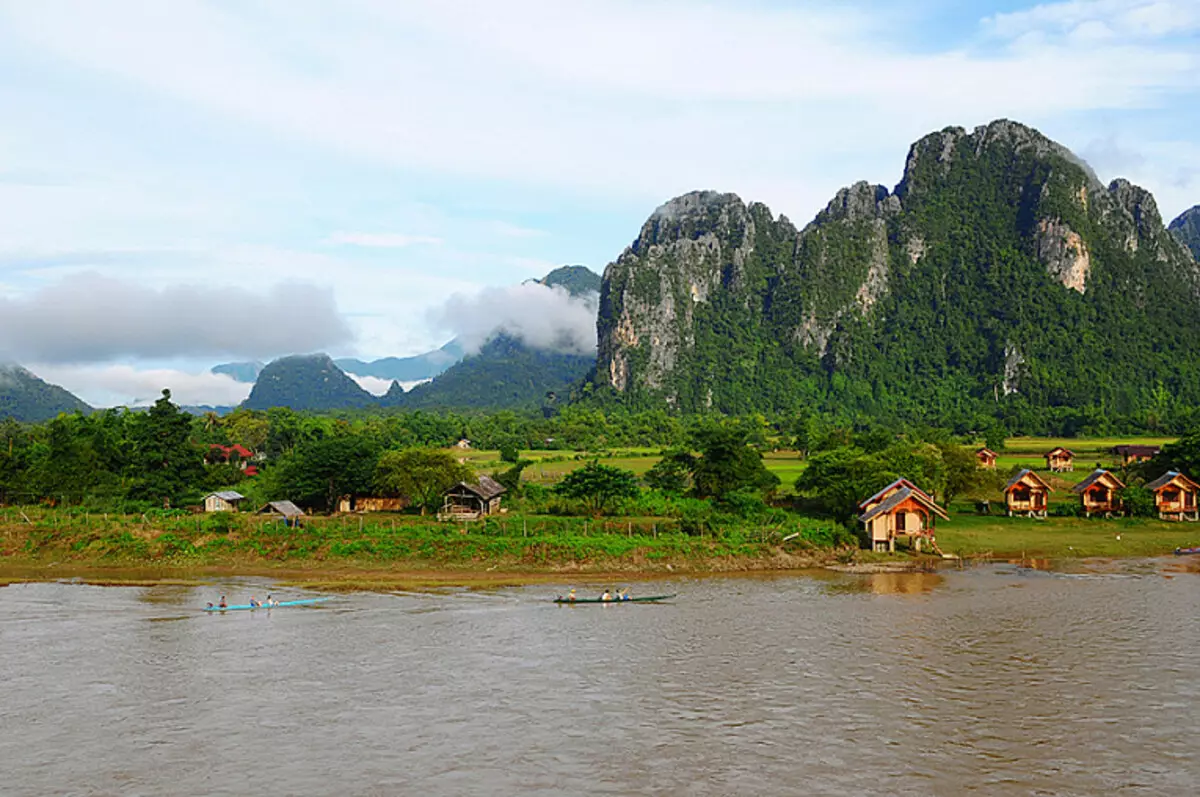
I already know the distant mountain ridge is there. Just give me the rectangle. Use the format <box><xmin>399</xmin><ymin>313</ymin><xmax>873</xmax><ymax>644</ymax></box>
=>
<box><xmin>334</xmin><ymin>340</ymin><xmax>465</xmax><ymax>382</ymax></box>
<box><xmin>1170</xmin><ymin>205</ymin><xmax>1200</xmax><ymax>261</ymax></box>
<box><xmin>536</xmin><ymin>265</ymin><xmax>602</xmax><ymax>297</ymax></box>
<box><xmin>242</xmin><ymin>354</ymin><xmax>376</xmax><ymax>411</ymax></box>
<box><xmin>0</xmin><ymin>364</ymin><xmax>92</xmax><ymax>422</ymax></box>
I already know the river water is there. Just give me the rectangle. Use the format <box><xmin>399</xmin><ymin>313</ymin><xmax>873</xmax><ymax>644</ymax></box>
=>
<box><xmin>2</xmin><ymin>561</ymin><xmax>1199</xmax><ymax>796</ymax></box>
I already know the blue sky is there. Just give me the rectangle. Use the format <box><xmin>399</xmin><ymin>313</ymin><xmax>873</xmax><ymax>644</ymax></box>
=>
<box><xmin>1</xmin><ymin>0</ymin><xmax>1198</xmax><ymax>405</ymax></box>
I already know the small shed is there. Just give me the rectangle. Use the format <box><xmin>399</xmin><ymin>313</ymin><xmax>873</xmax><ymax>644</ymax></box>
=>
<box><xmin>1005</xmin><ymin>469</ymin><xmax>1052</xmax><ymax>517</ymax></box>
<box><xmin>976</xmin><ymin>447</ymin><xmax>998</xmax><ymax>469</ymax></box>
<box><xmin>454</xmin><ymin>439</ymin><xmax>472</xmax><ymax>450</ymax></box>
<box><xmin>337</xmin><ymin>495</ymin><xmax>408</xmax><ymax>514</ymax></box>
<box><xmin>1072</xmin><ymin>469</ymin><xmax>1125</xmax><ymax>517</ymax></box>
<box><xmin>257</xmin><ymin>500</ymin><xmax>306</xmax><ymax>526</ymax></box>
<box><xmin>1111</xmin><ymin>444</ymin><xmax>1161</xmax><ymax>466</ymax></box>
<box><xmin>1044</xmin><ymin>447</ymin><xmax>1075</xmax><ymax>473</ymax></box>
<box><xmin>439</xmin><ymin>476</ymin><xmax>507</xmax><ymax>521</ymax></box>
<box><xmin>1144</xmin><ymin>471</ymin><xmax>1200</xmax><ymax>522</ymax></box>
<box><xmin>857</xmin><ymin>478</ymin><xmax>949</xmax><ymax>553</ymax></box>
<box><xmin>203</xmin><ymin>491</ymin><xmax>245</xmax><ymax>513</ymax></box>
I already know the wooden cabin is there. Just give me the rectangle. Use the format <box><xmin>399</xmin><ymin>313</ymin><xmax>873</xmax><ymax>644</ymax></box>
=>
<box><xmin>1043</xmin><ymin>447</ymin><xmax>1075</xmax><ymax>473</ymax></box>
<box><xmin>1004</xmin><ymin>469</ymin><xmax>1052</xmax><ymax>517</ymax></box>
<box><xmin>857</xmin><ymin>478</ymin><xmax>949</xmax><ymax>553</ymax></box>
<box><xmin>337</xmin><ymin>495</ymin><xmax>408</xmax><ymax>514</ymax></box>
<box><xmin>203</xmin><ymin>491</ymin><xmax>245</xmax><ymax>513</ymax></box>
<box><xmin>439</xmin><ymin>476</ymin><xmax>507</xmax><ymax>521</ymax></box>
<box><xmin>1071</xmin><ymin>469</ymin><xmax>1125</xmax><ymax>517</ymax></box>
<box><xmin>257</xmin><ymin>500</ymin><xmax>305</xmax><ymax>527</ymax></box>
<box><xmin>1111</xmin><ymin>444</ymin><xmax>1161</xmax><ymax>466</ymax></box>
<box><xmin>975</xmin><ymin>448</ymin><xmax>998</xmax><ymax>469</ymax></box>
<box><xmin>1144</xmin><ymin>471</ymin><xmax>1200</xmax><ymax>522</ymax></box>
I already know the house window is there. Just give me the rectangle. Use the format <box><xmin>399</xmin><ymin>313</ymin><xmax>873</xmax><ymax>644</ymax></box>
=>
<box><xmin>1162</xmin><ymin>489</ymin><xmax>1179</xmax><ymax>504</ymax></box>
<box><xmin>896</xmin><ymin>512</ymin><xmax>907</xmax><ymax>532</ymax></box>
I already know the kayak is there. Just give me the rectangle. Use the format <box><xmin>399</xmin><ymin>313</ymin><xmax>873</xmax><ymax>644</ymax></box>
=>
<box><xmin>1174</xmin><ymin>547</ymin><xmax>1200</xmax><ymax>556</ymax></box>
<box><xmin>553</xmin><ymin>594</ymin><xmax>676</xmax><ymax>604</ymax></box>
<box><xmin>202</xmin><ymin>597</ymin><xmax>332</xmax><ymax>612</ymax></box>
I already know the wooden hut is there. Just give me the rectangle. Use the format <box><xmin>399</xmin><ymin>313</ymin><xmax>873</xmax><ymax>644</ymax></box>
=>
<box><xmin>203</xmin><ymin>491</ymin><xmax>245</xmax><ymax>513</ymax></box>
<box><xmin>975</xmin><ymin>447</ymin><xmax>998</xmax><ymax>469</ymax></box>
<box><xmin>857</xmin><ymin>478</ymin><xmax>949</xmax><ymax>553</ymax></box>
<box><xmin>257</xmin><ymin>500</ymin><xmax>305</xmax><ymax>526</ymax></box>
<box><xmin>1043</xmin><ymin>447</ymin><xmax>1075</xmax><ymax>473</ymax></box>
<box><xmin>1004</xmin><ymin>469</ymin><xmax>1052</xmax><ymax>517</ymax></box>
<box><xmin>1144</xmin><ymin>471</ymin><xmax>1200</xmax><ymax>522</ymax></box>
<box><xmin>1071</xmin><ymin>469</ymin><xmax>1125</xmax><ymax>517</ymax></box>
<box><xmin>1111</xmin><ymin>444</ymin><xmax>1161</xmax><ymax>466</ymax></box>
<box><xmin>439</xmin><ymin>476</ymin><xmax>507</xmax><ymax>521</ymax></box>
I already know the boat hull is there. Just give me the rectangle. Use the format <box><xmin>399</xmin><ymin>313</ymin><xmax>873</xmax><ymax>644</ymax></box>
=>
<box><xmin>1174</xmin><ymin>547</ymin><xmax>1200</xmax><ymax>556</ymax></box>
<box><xmin>203</xmin><ymin>597</ymin><xmax>331</xmax><ymax>612</ymax></box>
<box><xmin>553</xmin><ymin>594</ymin><xmax>676</xmax><ymax>604</ymax></box>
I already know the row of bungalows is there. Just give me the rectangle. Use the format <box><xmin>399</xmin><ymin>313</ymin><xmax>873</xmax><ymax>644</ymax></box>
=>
<box><xmin>978</xmin><ymin>446</ymin><xmax>1076</xmax><ymax>473</ymax></box>
<box><xmin>857</xmin><ymin>478</ymin><xmax>949</xmax><ymax>552</ymax></box>
<box><xmin>1002</xmin><ymin>468</ymin><xmax>1200</xmax><ymax>521</ymax></box>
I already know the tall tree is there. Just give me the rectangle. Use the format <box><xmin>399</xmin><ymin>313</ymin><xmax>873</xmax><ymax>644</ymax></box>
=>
<box><xmin>555</xmin><ymin>461</ymin><xmax>640</xmax><ymax>515</ymax></box>
<box><xmin>126</xmin><ymin>391</ymin><xmax>205</xmax><ymax>506</ymax></box>
<box><xmin>374</xmin><ymin>448</ymin><xmax>473</xmax><ymax>514</ymax></box>
<box><xmin>690</xmin><ymin>425</ymin><xmax>780</xmax><ymax>501</ymax></box>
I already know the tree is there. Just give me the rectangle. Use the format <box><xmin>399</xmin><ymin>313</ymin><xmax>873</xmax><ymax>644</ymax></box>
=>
<box><xmin>498</xmin><ymin>439</ymin><xmax>522</xmax><ymax>464</ymax></box>
<box><xmin>374</xmin><ymin>448</ymin><xmax>473</xmax><ymax>514</ymax></box>
<box><xmin>690</xmin><ymin>425</ymin><xmax>779</xmax><ymax>501</ymax></box>
<box><xmin>269</xmin><ymin>435</ymin><xmax>380</xmax><ymax>512</ymax></box>
<box><xmin>984</xmin><ymin>421</ymin><xmax>1007</xmax><ymax>453</ymax></box>
<box><xmin>1119</xmin><ymin>486</ymin><xmax>1156</xmax><ymax>518</ymax></box>
<box><xmin>555</xmin><ymin>461</ymin><xmax>640</xmax><ymax>514</ymax></box>
<box><xmin>125</xmin><ymin>390</ymin><xmax>206</xmax><ymax>506</ymax></box>
<box><xmin>795</xmin><ymin>446</ymin><xmax>895</xmax><ymax>519</ymax></box>
<box><xmin>644</xmin><ymin>448</ymin><xmax>696</xmax><ymax>495</ymax></box>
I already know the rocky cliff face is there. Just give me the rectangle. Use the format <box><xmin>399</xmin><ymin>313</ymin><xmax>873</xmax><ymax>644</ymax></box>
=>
<box><xmin>594</xmin><ymin>120</ymin><xmax>1200</xmax><ymax>418</ymax></box>
<box><xmin>1170</xmin><ymin>205</ymin><xmax>1200</xmax><ymax>260</ymax></box>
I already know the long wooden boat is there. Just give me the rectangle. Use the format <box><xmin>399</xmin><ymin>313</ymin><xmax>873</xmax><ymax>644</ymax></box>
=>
<box><xmin>203</xmin><ymin>597</ymin><xmax>332</xmax><ymax>612</ymax></box>
<box><xmin>553</xmin><ymin>594</ymin><xmax>676</xmax><ymax>604</ymax></box>
<box><xmin>1174</xmin><ymin>546</ymin><xmax>1200</xmax><ymax>556</ymax></box>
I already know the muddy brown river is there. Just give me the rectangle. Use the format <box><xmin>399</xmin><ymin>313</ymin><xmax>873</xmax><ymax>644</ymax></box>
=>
<box><xmin>2</xmin><ymin>561</ymin><xmax>1199</xmax><ymax>796</ymax></box>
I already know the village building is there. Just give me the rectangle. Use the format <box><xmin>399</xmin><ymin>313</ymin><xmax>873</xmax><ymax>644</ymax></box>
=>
<box><xmin>257</xmin><ymin>500</ymin><xmax>305</xmax><ymax>526</ymax></box>
<box><xmin>203</xmin><ymin>491</ymin><xmax>245</xmax><ymax>513</ymax></box>
<box><xmin>337</xmin><ymin>495</ymin><xmax>408</xmax><ymax>514</ymax></box>
<box><xmin>857</xmin><ymin>478</ymin><xmax>949</xmax><ymax>553</ymax></box>
<box><xmin>454</xmin><ymin>439</ymin><xmax>472</xmax><ymax>450</ymax></box>
<box><xmin>975</xmin><ymin>447</ymin><xmax>998</xmax><ymax>469</ymax></box>
<box><xmin>1043</xmin><ymin>447</ymin><xmax>1075</xmax><ymax>473</ymax></box>
<box><xmin>206</xmin><ymin>444</ymin><xmax>259</xmax><ymax>476</ymax></box>
<box><xmin>439</xmin><ymin>476</ymin><xmax>507</xmax><ymax>521</ymax></box>
<box><xmin>1071</xmin><ymin>469</ymin><xmax>1125</xmax><ymax>517</ymax></box>
<box><xmin>1111</xmin><ymin>444</ymin><xmax>1161</xmax><ymax>466</ymax></box>
<box><xmin>1144</xmin><ymin>471</ymin><xmax>1200</xmax><ymax>522</ymax></box>
<box><xmin>1004</xmin><ymin>469</ymin><xmax>1052</xmax><ymax>517</ymax></box>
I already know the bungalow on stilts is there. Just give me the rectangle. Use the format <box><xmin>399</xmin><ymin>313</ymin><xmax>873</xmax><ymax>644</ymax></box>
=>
<box><xmin>1043</xmin><ymin>447</ymin><xmax>1075</xmax><ymax>473</ymax></box>
<box><xmin>1144</xmin><ymin>471</ymin><xmax>1200</xmax><ymax>522</ymax></box>
<box><xmin>857</xmin><ymin>478</ymin><xmax>949</xmax><ymax>553</ymax></box>
<box><xmin>1004</xmin><ymin>469</ymin><xmax>1052</xmax><ymax>518</ymax></box>
<box><xmin>976</xmin><ymin>448</ymin><xmax>998</xmax><ymax>469</ymax></box>
<box><xmin>1072</xmin><ymin>469</ymin><xmax>1125</xmax><ymax>517</ymax></box>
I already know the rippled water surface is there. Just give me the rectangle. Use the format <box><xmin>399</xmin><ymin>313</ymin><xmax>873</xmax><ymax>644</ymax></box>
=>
<box><xmin>3</xmin><ymin>563</ymin><xmax>1199</xmax><ymax>796</ymax></box>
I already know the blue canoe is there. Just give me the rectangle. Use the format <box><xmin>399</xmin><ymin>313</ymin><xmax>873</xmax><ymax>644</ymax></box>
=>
<box><xmin>203</xmin><ymin>597</ymin><xmax>331</xmax><ymax>612</ymax></box>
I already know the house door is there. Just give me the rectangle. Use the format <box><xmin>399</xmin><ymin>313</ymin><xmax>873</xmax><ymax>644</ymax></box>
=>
<box><xmin>896</xmin><ymin>512</ymin><xmax>906</xmax><ymax>532</ymax></box>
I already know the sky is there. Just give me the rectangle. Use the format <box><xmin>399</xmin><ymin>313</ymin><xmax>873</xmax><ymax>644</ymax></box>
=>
<box><xmin>1</xmin><ymin>0</ymin><xmax>1198</xmax><ymax>406</ymax></box>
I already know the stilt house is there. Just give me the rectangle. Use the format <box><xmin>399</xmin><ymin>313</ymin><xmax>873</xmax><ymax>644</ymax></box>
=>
<box><xmin>1005</xmin><ymin>469</ymin><xmax>1052</xmax><ymax>517</ymax></box>
<box><xmin>1043</xmin><ymin>447</ymin><xmax>1075</xmax><ymax>473</ymax></box>
<box><xmin>1111</xmin><ymin>445</ymin><xmax>1161</xmax><ymax>466</ymax></box>
<box><xmin>976</xmin><ymin>448</ymin><xmax>998</xmax><ymax>469</ymax></box>
<box><xmin>1144</xmin><ymin>471</ymin><xmax>1200</xmax><ymax>522</ymax></box>
<box><xmin>857</xmin><ymin>478</ymin><xmax>949</xmax><ymax>553</ymax></box>
<box><xmin>1071</xmin><ymin>469</ymin><xmax>1125</xmax><ymax>517</ymax></box>
<box><xmin>439</xmin><ymin>476</ymin><xmax>507</xmax><ymax>521</ymax></box>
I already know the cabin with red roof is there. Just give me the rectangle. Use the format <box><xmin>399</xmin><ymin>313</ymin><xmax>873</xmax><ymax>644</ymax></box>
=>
<box><xmin>975</xmin><ymin>447</ymin><xmax>998</xmax><ymax>469</ymax></box>
<box><xmin>206</xmin><ymin>444</ymin><xmax>258</xmax><ymax>474</ymax></box>
<box><xmin>1144</xmin><ymin>471</ymin><xmax>1199</xmax><ymax>522</ymax></box>
<box><xmin>857</xmin><ymin>478</ymin><xmax>949</xmax><ymax>553</ymax></box>
<box><xmin>1005</xmin><ymin>469</ymin><xmax>1052</xmax><ymax>517</ymax></box>
<box><xmin>1071</xmin><ymin>469</ymin><xmax>1125</xmax><ymax>517</ymax></box>
<box><xmin>1043</xmin><ymin>447</ymin><xmax>1074</xmax><ymax>473</ymax></box>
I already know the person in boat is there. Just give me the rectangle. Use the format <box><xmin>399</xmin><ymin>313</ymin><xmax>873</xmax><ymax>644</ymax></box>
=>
<box><xmin>266</xmin><ymin>594</ymin><xmax>277</xmax><ymax>607</ymax></box>
<box><xmin>601</xmin><ymin>589</ymin><xmax>612</xmax><ymax>601</ymax></box>
<box><xmin>620</xmin><ymin>588</ymin><xmax>631</xmax><ymax>601</ymax></box>
<box><xmin>206</xmin><ymin>602</ymin><xmax>214</xmax><ymax>609</ymax></box>
<box><xmin>568</xmin><ymin>588</ymin><xmax>576</xmax><ymax>602</ymax></box>
<box><xmin>218</xmin><ymin>595</ymin><xmax>227</xmax><ymax>609</ymax></box>
<box><xmin>249</xmin><ymin>596</ymin><xmax>259</xmax><ymax>608</ymax></box>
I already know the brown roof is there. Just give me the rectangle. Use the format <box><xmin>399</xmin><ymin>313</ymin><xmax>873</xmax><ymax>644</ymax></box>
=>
<box><xmin>257</xmin><ymin>500</ymin><xmax>305</xmax><ymax>518</ymax></box>
<box><xmin>1072</xmin><ymin>469</ymin><xmax>1125</xmax><ymax>494</ymax></box>
<box><xmin>1005</xmin><ymin>469</ymin><xmax>1052</xmax><ymax>493</ymax></box>
<box><xmin>1145</xmin><ymin>471</ymin><xmax>1200</xmax><ymax>493</ymax></box>
<box><xmin>1111</xmin><ymin>445</ymin><xmax>1161</xmax><ymax>457</ymax></box>
<box><xmin>976</xmin><ymin>447</ymin><xmax>998</xmax><ymax>458</ymax></box>
<box><xmin>449</xmin><ymin>475</ymin><xmax>507</xmax><ymax>500</ymax></box>
<box><xmin>857</xmin><ymin>486</ymin><xmax>949</xmax><ymax>524</ymax></box>
<box><xmin>1044</xmin><ymin>447</ymin><xmax>1074</xmax><ymax>457</ymax></box>
<box><xmin>859</xmin><ymin>478</ymin><xmax>936</xmax><ymax>509</ymax></box>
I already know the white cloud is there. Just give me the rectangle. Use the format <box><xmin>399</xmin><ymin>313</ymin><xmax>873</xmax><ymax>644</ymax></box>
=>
<box><xmin>29</xmin><ymin>363</ymin><xmax>252</xmax><ymax>408</ymax></box>
<box><xmin>0</xmin><ymin>272</ymin><xmax>352</xmax><ymax>363</ymax></box>
<box><xmin>984</xmin><ymin>0</ymin><xmax>1200</xmax><ymax>40</ymax></box>
<box><xmin>347</xmin><ymin>373</ymin><xmax>394</xmax><ymax>396</ymax></box>
<box><xmin>430</xmin><ymin>282</ymin><xmax>597</xmax><ymax>354</ymax></box>
<box><xmin>327</xmin><ymin>232</ymin><xmax>443</xmax><ymax>248</ymax></box>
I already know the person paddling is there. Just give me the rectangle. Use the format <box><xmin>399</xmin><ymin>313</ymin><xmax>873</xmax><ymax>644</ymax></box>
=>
<box><xmin>218</xmin><ymin>595</ymin><xmax>227</xmax><ymax>609</ymax></box>
<box><xmin>601</xmin><ymin>589</ymin><xmax>612</xmax><ymax>601</ymax></box>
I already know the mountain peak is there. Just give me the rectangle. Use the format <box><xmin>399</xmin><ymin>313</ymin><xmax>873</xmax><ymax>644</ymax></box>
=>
<box><xmin>1169</xmin><ymin>205</ymin><xmax>1200</xmax><ymax>261</ymax></box>
<box><xmin>242</xmin><ymin>353</ymin><xmax>376</xmax><ymax>411</ymax></box>
<box><xmin>0</xmin><ymin>363</ymin><xmax>91</xmax><ymax>422</ymax></box>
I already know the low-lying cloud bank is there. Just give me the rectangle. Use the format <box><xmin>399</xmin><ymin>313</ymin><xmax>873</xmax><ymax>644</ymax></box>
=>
<box><xmin>0</xmin><ymin>273</ymin><xmax>353</xmax><ymax>363</ymax></box>
<box><xmin>30</xmin><ymin>364</ymin><xmax>253</xmax><ymax>408</ymax></box>
<box><xmin>430</xmin><ymin>282</ymin><xmax>597</xmax><ymax>355</ymax></box>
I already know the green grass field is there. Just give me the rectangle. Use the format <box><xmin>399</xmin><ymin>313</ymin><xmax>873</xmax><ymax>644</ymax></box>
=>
<box><xmin>935</xmin><ymin>511</ymin><xmax>1200</xmax><ymax>558</ymax></box>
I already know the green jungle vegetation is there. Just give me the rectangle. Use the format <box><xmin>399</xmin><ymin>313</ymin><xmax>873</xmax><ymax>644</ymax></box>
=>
<box><xmin>0</xmin><ymin>364</ymin><xmax>92</xmax><ymax>423</ymax></box>
<box><xmin>1170</xmin><ymin>205</ymin><xmax>1200</xmax><ymax>260</ymax></box>
<box><xmin>2</xmin><ymin>388</ymin><xmax>1199</xmax><ymax>572</ymax></box>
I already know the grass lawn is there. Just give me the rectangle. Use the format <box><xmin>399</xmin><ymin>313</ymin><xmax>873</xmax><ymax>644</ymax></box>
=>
<box><xmin>935</xmin><ymin>512</ymin><xmax>1200</xmax><ymax>558</ymax></box>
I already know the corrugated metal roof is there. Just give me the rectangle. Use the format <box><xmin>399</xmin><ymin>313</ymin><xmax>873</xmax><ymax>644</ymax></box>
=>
<box><xmin>207</xmin><ymin>491</ymin><xmax>245</xmax><ymax>502</ymax></box>
<box><xmin>258</xmin><ymin>500</ymin><xmax>305</xmax><ymax>517</ymax></box>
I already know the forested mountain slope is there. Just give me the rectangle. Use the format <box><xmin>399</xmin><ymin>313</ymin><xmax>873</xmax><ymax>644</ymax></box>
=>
<box><xmin>242</xmin><ymin>354</ymin><xmax>376</xmax><ymax>411</ymax></box>
<box><xmin>594</xmin><ymin>120</ymin><xmax>1200</xmax><ymax>429</ymax></box>
<box><xmin>1170</xmin><ymin>205</ymin><xmax>1200</xmax><ymax>261</ymax></box>
<box><xmin>0</xmin><ymin>364</ymin><xmax>92</xmax><ymax>422</ymax></box>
